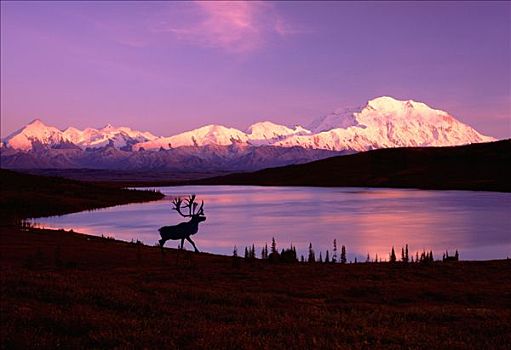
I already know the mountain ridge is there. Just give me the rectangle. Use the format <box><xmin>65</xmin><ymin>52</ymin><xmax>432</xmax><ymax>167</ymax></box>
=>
<box><xmin>1</xmin><ymin>96</ymin><xmax>496</xmax><ymax>171</ymax></box>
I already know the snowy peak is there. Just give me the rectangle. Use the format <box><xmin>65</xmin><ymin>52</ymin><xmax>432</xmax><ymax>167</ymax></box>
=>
<box><xmin>246</xmin><ymin>121</ymin><xmax>310</xmax><ymax>140</ymax></box>
<box><xmin>5</xmin><ymin>118</ymin><xmax>67</xmax><ymax>151</ymax></box>
<box><xmin>134</xmin><ymin>124</ymin><xmax>248</xmax><ymax>150</ymax></box>
<box><xmin>134</xmin><ymin>122</ymin><xmax>313</xmax><ymax>151</ymax></box>
<box><xmin>4</xmin><ymin>120</ymin><xmax>157</xmax><ymax>151</ymax></box>
<box><xmin>282</xmin><ymin>96</ymin><xmax>495</xmax><ymax>151</ymax></box>
<box><xmin>307</xmin><ymin>107</ymin><xmax>361</xmax><ymax>133</ymax></box>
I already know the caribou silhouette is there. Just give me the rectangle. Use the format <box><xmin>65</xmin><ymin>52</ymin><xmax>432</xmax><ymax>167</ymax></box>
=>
<box><xmin>158</xmin><ymin>195</ymin><xmax>206</xmax><ymax>252</ymax></box>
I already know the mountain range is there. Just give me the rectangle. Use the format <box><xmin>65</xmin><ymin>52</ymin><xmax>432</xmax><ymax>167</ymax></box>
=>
<box><xmin>0</xmin><ymin>96</ymin><xmax>495</xmax><ymax>171</ymax></box>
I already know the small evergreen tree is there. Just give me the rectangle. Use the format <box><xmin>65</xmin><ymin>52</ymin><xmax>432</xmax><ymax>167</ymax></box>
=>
<box><xmin>390</xmin><ymin>247</ymin><xmax>396</xmax><ymax>263</ymax></box>
<box><xmin>300</xmin><ymin>255</ymin><xmax>305</xmax><ymax>263</ymax></box>
<box><xmin>244</xmin><ymin>246</ymin><xmax>249</xmax><ymax>259</ymax></box>
<box><xmin>332</xmin><ymin>239</ymin><xmax>338</xmax><ymax>263</ymax></box>
<box><xmin>325</xmin><ymin>250</ymin><xmax>330</xmax><ymax>263</ymax></box>
<box><xmin>366</xmin><ymin>253</ymin><xmax>370</xmax><ymax>263</ymax></box>
<box><xmin>405</xmin><ymin>244</ymin><xmax>409</xmax><ymax>262</ymax></box>
<box><xmin>319</xmin><ymin>251</ymin><xmax>323</xmax><ymax>263</ymax></box>
<box><xmin>308</xmin><ymin>242</ymin><xmax>315</xmax><ymax>263</ymax></box>
<box><xmin>340</xmin><ymin>245</ymin><xmax>347</xmax><ymax>264</ymax></box>
<box><xmin>271</xmin><ymin>237</ymin><xmax>277</xmax><ymax>255</ymax></box>
<box><xmin>232</xmin><ymin>246</ymin><xmax>240</xmax><ymax>268</ymax></box>
<box><xmin>454</xmin><ymin>249</ymin><xmax>459</xmax><ymax>261</ymax></box>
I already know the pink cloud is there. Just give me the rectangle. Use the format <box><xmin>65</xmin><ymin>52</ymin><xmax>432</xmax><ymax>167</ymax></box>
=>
<box><xmin>159</xmin><ymin>1</ymin><xmax>298</xmax><ymax>53</ymax></box>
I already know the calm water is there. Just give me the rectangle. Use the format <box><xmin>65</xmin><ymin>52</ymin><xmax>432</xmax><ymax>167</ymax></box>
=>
<box><xmin>30</xmin><ymin>186</ymin><xmax>511</xmax><ymax>261</ymax></box>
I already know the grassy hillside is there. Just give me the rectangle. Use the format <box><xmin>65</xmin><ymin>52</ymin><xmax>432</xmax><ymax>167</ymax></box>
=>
<box><xmin>194</xmin><ymin>140</ymin><xmax>511</xmax><ymax>192</ymax></box>
<box><xmin>1</xmin><ymin>226</ymin><xmax>510</xmax><ymax>349</ymax></box>
<box><xmin>0</xmin><ymin>169</ymin><xmax>164</xmax><ymax>223</ymax></box>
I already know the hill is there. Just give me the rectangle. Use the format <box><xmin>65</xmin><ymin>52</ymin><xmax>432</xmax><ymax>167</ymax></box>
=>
<box><xmin>0</xmin><ymin>169</ymin><xmax>164</xmax><ymax>223</ymax></box>
<box><xmin>194</xmin><ymin>140</ymin><xmax>511</xmax><ymax>192</ymax></box>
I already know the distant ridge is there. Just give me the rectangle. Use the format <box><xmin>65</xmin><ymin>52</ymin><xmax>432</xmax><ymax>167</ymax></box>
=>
<box><xmin>193</xmin><ymin>140</ymin><xmax>511</xmax><ymax>192</ymax></box>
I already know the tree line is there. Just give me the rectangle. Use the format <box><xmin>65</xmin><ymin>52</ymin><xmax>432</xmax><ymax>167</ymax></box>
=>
<box><xmin>234</xmin><ymin>238</ymin><xmax>459</xmax><ymax>264</ymax></box>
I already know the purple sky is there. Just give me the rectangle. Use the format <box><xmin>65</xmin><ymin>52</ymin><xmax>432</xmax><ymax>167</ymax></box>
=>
<box><xmin>1</xmin><ymin>1</ymin><xmax>510</xmax><ymax>138</ymax></box>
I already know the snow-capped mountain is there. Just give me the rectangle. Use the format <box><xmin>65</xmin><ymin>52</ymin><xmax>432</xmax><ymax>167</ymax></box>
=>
<box><xmin>133</xmin><ymin>121</ymin><xmax>311</xmax><ymax>151</ymax></box>
<box><xmin>133</xmin><ymin>124</ymin><xmax>248</xmax><ymax>151</ymax></box>
<box><xmin>0</xmin><ymin>96</ymin><xmax>496</xmax><ymax>171</ymax></box>
<box><xmin>4</xmin><ymin>119</ymin><xmax>69</xmax><ymax>151</ymax></box>
<box><xmin>3</xmin><ymin>120</ymin><xmax>158</xmax><ymax>151</ymax></box>
<box><xmin>287</xmin><ymin>96</ymin><xmax>494</xmax><ymax>151</ymax></box>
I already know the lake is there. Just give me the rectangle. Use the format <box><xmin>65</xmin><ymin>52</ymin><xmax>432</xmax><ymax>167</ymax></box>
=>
<box><xmin>29</xmin><ymin>186</ymin><xmax>511</xmax><ymax>261</ymax></box>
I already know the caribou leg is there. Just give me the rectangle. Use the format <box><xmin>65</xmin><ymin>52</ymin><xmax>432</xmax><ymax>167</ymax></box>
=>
<box><xmin>186</xmin><ymin>236</ymin><xmax>199</xmax><ymax>253</ymax></box>
<box><xmin>180</xmin><ymin>238</ymin><xmax>185</xmax><ymax>249</ymax></box>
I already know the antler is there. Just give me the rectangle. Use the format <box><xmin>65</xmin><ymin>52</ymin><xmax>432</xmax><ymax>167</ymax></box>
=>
<box><xmin>172</xmin><ymin>195</ymin><xmax>205</xmax><ymax>217</ymax></box>
<box><xmin>197</xmin><ymin>200</ymin><xmax>204</xmax><ymax>216</ymax></box>
<box><xmin>172</xmin><ymin>197</ymin><xmax>192</xmax><ymax>217</ymax></box>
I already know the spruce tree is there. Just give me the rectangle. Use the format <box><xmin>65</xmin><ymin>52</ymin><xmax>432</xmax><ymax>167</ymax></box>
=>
<box><xmin>340</xmin><ymin>245</ymin><xmax>347</xmax><ymax>264</ymax></box>
<box><xmin>244</xmin><ymin>247</ymin><xmax>249</xmax><ymax>259</ymax></box>
<box><xmin>232</xmin><ymin>246</ymin><xmax>240</xmax><ymax>268</ymax></box>
<box><xmin>332</xmin><ymin>239</ymin><xmax>338</xmax><ymax>263</ymax></box>
<box><xmin>390</xmin><ymin>247</ymin><xmax>396</xmax><ymax>263</ymax></box>
<box><xmin>366</xmin><ymin>253</ymin><xmax>370</xmax><ymax>263</ymax></box>
<box><xmin>405</xmin><ymin>244</ymin><xmax>409</xmax><ymax>262</ymax></box>
<box><xmin>271</xmin><ymin>237</ymin><xmax>277</xmax><ymax>255</ymax></box>
<box><xmin>325</xmin><ymin>250</ymin><xmax>330</xmax><ymax>263</ymax></box>
<box><xmin>319</xmin><ymin>251</ymin><xmax>323</xmax><ymax>263</ymax></box>
<box><xmin>308</xmin><ymin>242</ymin><xmax>315</xmax><ymax>263</ymax></box>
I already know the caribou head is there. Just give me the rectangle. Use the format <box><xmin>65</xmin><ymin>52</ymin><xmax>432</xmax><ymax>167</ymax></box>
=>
<box><xmin>158</xmin><ymin>194</ymin><xmax>206</xmax><ymax>252</ymax></box>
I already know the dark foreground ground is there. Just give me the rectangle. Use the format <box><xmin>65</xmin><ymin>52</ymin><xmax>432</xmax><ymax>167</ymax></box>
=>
<box><xmin>1</xmin><ymin>226</ymin><xmax>510</xmax><ymax>349</ymax></box>
<box><xmin>1</xmin><ymin>169</ymin><xmax>510</xmax><ymax>349</ymax></box>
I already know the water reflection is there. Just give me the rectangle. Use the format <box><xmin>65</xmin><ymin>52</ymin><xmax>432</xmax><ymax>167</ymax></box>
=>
<box><xmin>30</xmin><ymin>186</ymin><xmax>511</xmax><ymax>260</ymax></box>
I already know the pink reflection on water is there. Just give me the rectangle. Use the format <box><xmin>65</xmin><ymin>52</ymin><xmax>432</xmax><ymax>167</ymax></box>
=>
<box><xmin>30</xmin><ymin>186</ymin><xmax>511</xmax><ymax>260</ymax></box>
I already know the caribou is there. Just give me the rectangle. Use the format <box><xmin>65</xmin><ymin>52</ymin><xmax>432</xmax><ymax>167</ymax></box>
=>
<box><xmin>158</xmin><ymin>195</ymin><xmax>206</xmax><ymax>252</ymax></box>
